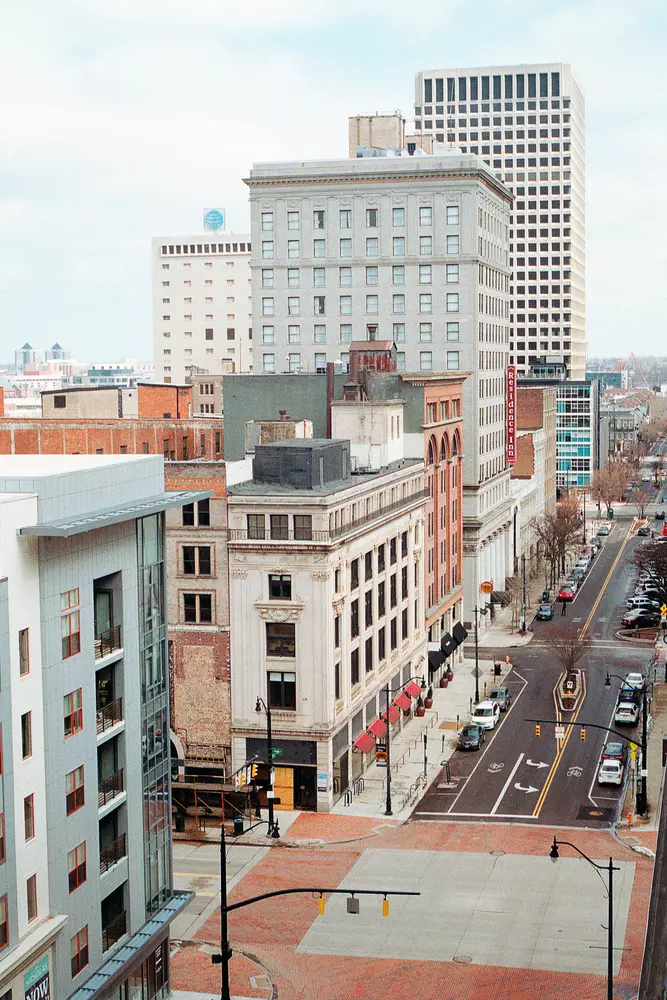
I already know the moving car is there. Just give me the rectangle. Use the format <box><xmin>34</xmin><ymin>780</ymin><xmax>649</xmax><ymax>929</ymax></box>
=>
<box><xmin>470</xmin><ymin>700</ymin><xmax>501</xmax><ymax>731</ymax></box>
<box><xmin>598</xmin><ymin>523</ymin><xmax>611</xmax><ymax>536</ymax></box>
<box><xmin>558</xmin><ymin>585</ymin><xmax>576</xmax><ymax>601</ymax></box>
<box><xmin>625</xmin><ymin>672</ymin><xmax>646</xmax><ymax>691</ymax></box>
<box><xmin>602</xmin><ymin>741</ymin><xmax>628</xmax><ymax>764</ymax></box>
<box><xmin>621</xmin><ymin>610</ymin><xmax>660</xmax><ymax>629</ymax></box>
<box><xmin>597</xmin><ymin>759</ymin><xmax>624</xmax><ymax>786</ymax></box>
<box><xmin>457</xmin><ymin>724</ymin><xmax>485</xmax><ymax>751</ymax></box>
<box><xmin>488</xmin><ymin>686</ymin><xmax>512</xmax><ymax>711</ymax></box>
<box><xmin>536</xmin><ymin>602</ymin><xmax>554</xmax><ymax>620</ymax></box>
<box><xmin>637</xmin><ymin>525</ymin><xmax>651</xmax><ymax>537</ymax></box>
<box><xmin>614</xmin><ymin>700</ymin><xmax>640</xmax><ymax>724</ymax></box>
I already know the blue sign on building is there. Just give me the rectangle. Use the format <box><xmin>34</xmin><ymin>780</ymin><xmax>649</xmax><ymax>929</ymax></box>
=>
<box><xmin>203</xmin><ymin>208</ymin><xmax>225</xmax><ymax>231</ymax></box>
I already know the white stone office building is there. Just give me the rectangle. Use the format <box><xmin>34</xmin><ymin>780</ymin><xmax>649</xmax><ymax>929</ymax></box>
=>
<box><xmin>245</xmin><ymin>152</ymin><xmax>514</xmax><ymax>613</ymax></box>
<box><xmin>152</xmin><ymin>234</ymin><xmax>253</xmax><ymax>383</ymax></box>
<box><xmin>227</xmin><ymin>434</ymin><xmax>427</xmax><ymax>810</ymax></box>
<box><xmin>0</xmin><ymin>455</ymin><xmax>208</xmax><ymax>1000</ymax></box>
<box><xmin>413</xmin><ymin>63</ymin><xmax>585</xmax><ymax>379</ymax></box>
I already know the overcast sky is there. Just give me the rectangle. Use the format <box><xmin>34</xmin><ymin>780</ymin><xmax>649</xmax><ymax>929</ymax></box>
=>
<box><xmin>1</xmin><ymin>0</ymin><xmax>665</xmax><ymax>364</ymax></box>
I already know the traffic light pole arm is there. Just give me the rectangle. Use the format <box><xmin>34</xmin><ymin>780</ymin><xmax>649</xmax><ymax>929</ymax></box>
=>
<box><xmin>225</xmin><ymin>887</ymin><xmax>421</xmax><ymax>913</ymax></box>
<box><xmin>525</xmin><ymin>717</ymin><xmax>645</xmax><ymax>750</ymax></box>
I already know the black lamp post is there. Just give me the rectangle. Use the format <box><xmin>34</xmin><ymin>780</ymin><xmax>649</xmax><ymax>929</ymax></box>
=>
<box><xmin>582</xmin><ymin>487</ymin><xmax>587</xmax><ymax>545</ymax></box>
<box><xmin>255</xmin><ymin>691</ymin><xmax>280</xmax><ymax>839</ymax></box>
<box><xmin>472</xmin><ymin>604</ymin><xmax>489</xmax><ymax>705</ymax></box>
<box><xmin>549</xmin><ymin>837</ymin><xmax>619</xmax><ymax>1000</ymax></box>
<box><xmin>384</xmin><ymin>675</ymin><xmax>426</xmax><ymax>816</ymax></box>
<box><xmin>605</xmin><ymin>672</ymin><xmax>648</xmax><ymax>816</ymax></box>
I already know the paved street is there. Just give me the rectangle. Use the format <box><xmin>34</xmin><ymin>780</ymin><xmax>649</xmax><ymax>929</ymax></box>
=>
<box><xmin>416</xmin><ymin>513</ymin><xmax>655</xmax><ymax>828</ymax></box>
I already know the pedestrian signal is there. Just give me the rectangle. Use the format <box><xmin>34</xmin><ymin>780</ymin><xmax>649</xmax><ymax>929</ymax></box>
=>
<box><xmin>535</xmin><ymin>724</ymin><xmax>541</xmax><ymax>738</ymax></box>
<box><xmin>580</xmin><ymin>727</ymin><xmax>586</xmax><ymax>741</ymax></box>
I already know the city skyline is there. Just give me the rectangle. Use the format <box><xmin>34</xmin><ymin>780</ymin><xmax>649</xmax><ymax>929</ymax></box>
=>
<box><xmin>1</xmin><ymin>0</ymin><xmax>665</xmax><ymax>362</ymax></box>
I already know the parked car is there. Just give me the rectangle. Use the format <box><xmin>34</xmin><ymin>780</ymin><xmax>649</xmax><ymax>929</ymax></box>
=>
<box><xmin>626</xmin><ymin>597</ymin><xmax>660</xmax><ymax>612</ymax></box>
<box><xmin>597</xmin><ymin>759</ymin><xmax>624</xmax><ymax>786</ymax></box>
<box><xmin>598</xmin><ymin>523</ymin><xmax>611</xmax><ymax>536</ymax></box>
<box><xmin>488</xmin><ymin>686</ymin><xmax>512</xmax><ymax>711</ymax></box>
<box><xmin>635</xmin><ymin>586</ymin><xmax>661</xmax><ymax>600</ymax></box>
<box><xmin>536</xmin><ymin>602</ymin><xmax>554</xmax><ymax>620</ymax></box>
<box><xmin>470</xmin><ymin>700</ymin><xmax>501</xmax><ymax>731</ymax></box>
<box><xmin>621</xmin><ymin>610</ymin><xmax>660</xmax><ymax>629</ymax></box>
<box><xmin>625</xmin><ymin>672</ymin><xmax>646</xmax><ymax>691</ymax></box>
<box><xmin>558</xmin><ymin>585</ymin><xmax>576</xmax><ymax>601</ymax></box>
<box><xmin>458</xmin><ymin>723</ymin><xmax>485</xmax><ymax>751</ymax></box>
<box><xmin>590</xmin><ymin>537</ymin><xmax>602</xmax><ymax>550</ymax></box>
<box><xmin>572</xmin><ymin>568</ymin><xmax>586</xmax><ymax>583</ymax></box>
<box><xmin>575</xmin><ymin>557</ymin><xmax>591</xmax><ymax>571</ymax></box>
<box><xmin>637</xmin><ymin>525</ymin><xmax>651</xmax><ymax>537</ymax></box>
<box><xmin>602</xmin><ymin>741</ymin><xmax>628</xmax><ymax>764</ymax></box>
<box><xmin>614</xmin><ymin>700</ymin><xmax>640</xmax><ymax>725</ymax></box>
<box><xmin>656</xmin><ymin>511</ymin><xmax>665</xmax><ymax>520</ymax></box>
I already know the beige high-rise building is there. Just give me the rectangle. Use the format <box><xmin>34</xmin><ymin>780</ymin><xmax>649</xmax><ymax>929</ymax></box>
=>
<box><xmin>412</xmin><ymin>63</ymin><xmax>585</xmax><ymax>379</ymax></box>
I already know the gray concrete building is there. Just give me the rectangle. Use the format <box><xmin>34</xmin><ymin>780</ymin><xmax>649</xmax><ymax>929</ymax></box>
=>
<box><xmin>0</xmin><ymin>455</ymin><xmax>208</xmax><ymax>1000</ymax></box>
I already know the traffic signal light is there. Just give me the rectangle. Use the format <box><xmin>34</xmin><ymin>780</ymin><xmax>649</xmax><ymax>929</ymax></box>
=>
<box><xmin>535</xmin><ymin>724</ymin><xmax>541</xmax><ymax>738</ymax></box>
<box><xmin>251</xmin><ymin>763</ymin><xmax>259</xmax><ymax>779</ymax></box>
<box><xmin>382</xmin><ymin>898</ymin><xmax>389</xmax><ymax>918</ymax></box>
<box><xmin>318</xmin><ymin>896</ymin><xmax>326</xmax><ymax>915</ymax></box>
<box><xmin>580</xmin><ymin>727</ymin><xmax>586</xmax><ymax>741</ymax></box>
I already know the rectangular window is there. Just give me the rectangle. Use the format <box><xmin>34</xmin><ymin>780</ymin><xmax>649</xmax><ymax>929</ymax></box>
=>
<box><xmin>313</xmin><ymin>296</ymin><xmax>325</xmax><ymax>315</ymax></box>
<box><xmin>339</xmin><ymin>209</ymin><xmax>352</xmax><ymax>228</ymax></box>
<box><xmin>390</xmin><ymin>537</ymin><xmax>397</xmax><ymax>564</ymax></box>
<box><xmin>446</xmin><ymin>235</ymin><xmax>460</xmax><ymax>254</ymax></box>
<box><xmin>378</xmin><ymin>544</ymin><xmax>386</xmax><ymax>572</ymax></box>
<box><xmin>261</xmin><ymin>297</ymin><xmax>274</xmax><ymax>316</ymax></box>
<box><xmin>365</xmin><ymin>589</ymin><xmax>373</xmax><ymax>628</ymax></box>
<box><xmin>19</xmin><ymin>627</ymin><xmax>29</xmax><ymax>675</ymax></box>
<box><xmin>366</xmin><ymin>294</ymin><xmax>378</xmax><ymax>314</ymax></box>
<box><xmin>392</xmin><ymin>265</ymin><xmax>405</xmax><ymax>284</ymax></box>
<box><xmin>447</xmin><ymin>351</ymin><xmax>460</xmax><ymax>370</ymax></box>
<box><xmin>334</xmin><ymin>660</ymin><xmax>340</xmax><ymax>700</ymax></box>
<box><xmin>365</xmin><ymin>265</ymin><xmax>378</xmax><ymax>285</ymax></box>
<box><xmin>313</xmin><ymin>267</ymin><xmax>326</xmax><ymax>287</ymax></box>
<box><xmin>183</xmin><ymin>593</ymin><xmax>212</xmax><ymax>624</ymax></box>
<box><xmin>340</xmin><ymin>323</ymin><xmax>353</xmax><ymax>342</ymax></box>
<box><xmin>27</xmin><ymin>874</ymin><xmax>37</xmax><ymax>922</ymax></box>
<box><xmin>350</xmin><ymin>648</ymin><xmax>360</xmax><ymax>686</ymax></box>
<box><xmin>340</xmin><ymin>295</ymin><xmax>352</xmax><ymax>315</ymax></box>
<box><xmin>393</xmin><ymin>323</ymin><xmax>405</xmax><ymax>342</ymax></box>
<box><xmin>419</xmin><ymin>293</ymin><xmax>432</xmax><ymax>313</ymax></box>
<box><xmin>390</xmin><ymin>573</ymin><xmax>397</xmax><ymax>608</ymax></box>
<box><xmin>269</xmin><ymin>574</ymin><xmax>292</xmax><ymax>600</ymax></box>
<box><xmin>446</xmin><ymin>205</ymin><xmax>460</xmax><ymax>225</ymax></box>
<box><xmin>339</xmin><ymin>266</ymin><xmax>352</xmax><ymax>285</ymax></box>
<box><xmin>270</xmin><ymin>514</ymin><xmax>289</xmax><ymax>540</ymax></box>
<box><xmin>262</xmin><ymin>325</ymin><xmax>275</xmax><ymax>344</ymax></box>
<box><xmin>378</xmin><ymin>581</ymin><xmax>386</xmax><ymax>618</ymax></box>
<box><xmin>261</xmin><ymin>241</ymin><xmax>274</xmax><ymax>260</ymax></box>
<box><xmin>365</xmin><ymin>636</ymin><xmax>373</xmax><ymax>673</ymax></box>
<box><xmin>420</xmin><ymin>323</ymin><xmax>432</xmax><ymax>341</ymax></box>
<box><xmin>420</xmin><ymin>352</ymin><xmax>433</xmax><ymax>371</ymax></box>
<box><xmin>365</xmin><ymin>551</ymin><xmax>373</xmax><ymax>581</ymax></box>
<box><xmin>419</xmin><ymin>206</ymin><xmax>432</xmax><ymax>226</ymax></box>
<box><xmin>392</xmin><ymin>237</ymin><xmax>405</xmax><ymax>257</ymax></box>
<box><xmin>365</xmin><ymin>208</ymin><xmax>378</xmax><ymax>228</ymax></box>
<box><xmin>419</xmin><ymin>264</ymin><xmax>431</xmax><ymax>284</ymax></box>
<box><xmin>366</xmin><ymin>238</ymin><xmax>378</xmax><ymax>257</ymax></box>
<box><xmin>21</xmin><ymin>711</ymin><xmax>32</xmax><ymax>758</ymax></box>
<box><xmin>392</xmin><ymin>207</ymin><xmax>405</xmax><ymax>227</ymax></box>
<box><xmin>447</xmin><ymin>321</ymin><xmax>460</xmax><ymax>341</ymax></box>
<box><xmin>378</xmin><ymin>626</ymin><xmax>386</xmax><ymax>662</ymax></box>
<box><xmin>334</xmin><ymin>615</ymin><xmax>340</xmax><ymax>649</ymax></box>
<box><xmin>390</xmin><ymin>617</ymin><xmax>397</xmax><ymax>650</ymax></box>
<box><xmin>268</xmin><ymin>670</ymin><xmax>296</xmax><ymax>709</ymax></box>
<box><xmin>339</xmin><ymin>238</ymin><xmax>352</xmax><ymax>258</ymax></box>
<box><xmin>313</xmin><ymin>239</ymin><xmax>326</xmax><ymax>258</ymax></box>
<box><xmin>287</xmin><ymin>210</ymin><xmax>299</xmax><ymax>230</ymax></box>
<box><xmin>0</xmin><ymin>897</ymin><xmax>6</xmax><ymax>951</ymax></box>
<box><xmin>66</xmin><ymin>765</ymin><xmax>85</xmax><ymax>815</ymax></box>
<box><xmin>351</xmin><ymin>558</ymin><xmax>359</xmax><ymax>590</ymax></box>
<box><xmin>287</xmin><ymin>239</ymin><xmax>300</xmax><ymax>259</ymax></box>
<box><xmin>314</xmin><ymin>324</ymin><xmax>326</xmax><ymax>343</ymax></box>
<box><xmin>266</xmin><ymin>623</ymin><xmax>296</xmax><ymax>658</ymax></box>
<box><xmin>247</xmin><ymin>514</ymin><xmax>265</xmax><ymax>539</ymax></box>
<box><xmin>287</xmin><ymin>268</ymin><xmax>299</xmax><ymax>288</ymax></box>
<box><xmin>401</xmin><ymin>607</ymin><xmax>408</xmax><ymax>640</ymax></box>
<box><xmin>261</xmin><ymin>212</ymin><xmax>273</xmax><ymax>231</ymax></box>
<box><xmin>68</xmin><ymin>842</ymin><xmax>87</xmax><ymax>892</ymax></box>
<box><xmin>71</xmin><ymin>926</ymin><xmax>89</xmax><ymax>978</ymax></box>
<box><xmin>446</xmin><ymin>293</ymin><xmax>459</xmax><ymax>312</ymax></box>
<box><xmin>419</xmin><ymin>235</ymin><xmax>432</xmax><ymax>255</ymax></box>
<box><xmin>262</xmin><ymin>354</ymin><xmax>275</xmax><ymax>373</ymax></box>
<box><xmin>261</xmin><ymin>268</ymin><xmax>274</xmax><ymax>288</ymax></box>
<box><xmin>288</xmin><ymin>325</ymin><xmax>300</xmax><ymax>343</ymax></box>
<box><xmin>61</xmin><ymin>588</ymin><xmax>80</xmax><ymax>659</ymax></box>
<box><xmin>446</xmin><ymin>263</ymin><xmax>459</xmax><ymax>283</ymax></box>
<box><xmin>287</xmin><ymin>296</ymin><xmax>300</xmax><ymax>316</ymax></box>
<box><xmin>313</xmin><ymin>210</ymin><xmax>325</xmax><ymax>229</ymax></box>
<box><xmin>182</xmin><ymin>545</ymin><xmax>211</xmax><ymax>576</ymax></box>
<box><xmin>24</xmin><ymin>794</ymin><xmax>34</xmax><ymax>841</ymax></box>
<box><xmin>64</xmin><ymin>689</ymin><xmax>83</xmax><ymax>737</ymax></box>
<box><xmin>293</xmin><ymin>515</ymin><xmax>313</xmax><ymax>540</ymax></box>
<box><xmin>351</xmin><ymin>599</ymin><xmax>359</xmax><ymax>638</ymax></box>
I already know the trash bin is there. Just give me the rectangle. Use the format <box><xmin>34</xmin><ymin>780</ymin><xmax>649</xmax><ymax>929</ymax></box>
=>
<box><xmin>233</xmin><ymin>816</ymin><xmax>244</xmax><ymax>837</ymax></box>
<box><xmin>175</xmin><ymin>812</ymin><xmax>185</xmax><ymax>833</ymax></box>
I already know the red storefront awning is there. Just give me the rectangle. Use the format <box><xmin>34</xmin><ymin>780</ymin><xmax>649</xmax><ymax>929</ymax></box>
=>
<box><xmin>405</xmin><ymin>681</ymin><xmax>422</xmax><ymax>698</ymax></box>
<box><xmin>353</xmin><ymin>731</ymin><xmax>376</xmax><ymax>754</ymax></box>
<box><xmin>394</xmin><ymin>692</ymin><xmax>411</xmax><ymax>711</ymax></box>
<box><xmin>381</xmin><ymin>705</ymin><xmax>400</xmax><ymax>724</ymax></box>
<box><xmin>369</xmin><ymin>718</ymin><xmax>387</xmax><ymax>738</ymax></box>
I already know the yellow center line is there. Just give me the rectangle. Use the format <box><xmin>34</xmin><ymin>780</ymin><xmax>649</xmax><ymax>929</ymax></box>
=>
<box><xmin>580</xmin><ymin>523</ymin><xmax>633</xmax><ymax>639</ymax></box>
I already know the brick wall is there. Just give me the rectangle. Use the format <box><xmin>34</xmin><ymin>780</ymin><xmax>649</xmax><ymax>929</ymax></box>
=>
<box><xmin>516</xmin><ymin>387</ymin><xmax>547</xmax><ymax>430</ymax></box>
<box><xmin>170</xmin><ymin>629</ymin><xmax>231</xmax><ymax>749</ymax></box>
<box><xmin>137</xmin><ymin>383</ymin><xmax>192</xmax><ymax>419</ymax></box>
<box><xmin>512</xmin><ymin>433</ymin><xmax>536</xmax><ymax>479</ymax></box>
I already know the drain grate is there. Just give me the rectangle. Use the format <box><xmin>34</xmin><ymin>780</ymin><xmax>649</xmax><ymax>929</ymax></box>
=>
<box><xmin>577</xmin><ymin>805</ymin><xmax>614</xmax><ymax>822</ymax></box>
<box><xmin>453</xmin><ymin>955</ymin><xmax>473</xmax><ymax>964</ymax></box>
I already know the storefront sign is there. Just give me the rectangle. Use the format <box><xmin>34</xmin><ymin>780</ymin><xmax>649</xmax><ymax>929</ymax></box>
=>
<box><xmin>506</xmin><ymin>365</ymin><xmax>517</xmax><ymax>464</ymax></box>
<box><xmin>25</xmin><ymin>955</ymin><xmax>50</xmax><ymax>1000</ymax></box>
<box><xmin>246</xmin><ymin>738</ymin><xmax>317</xmax><ymax>767</ymax></box>
<box><xmin>317</xmin><ymin>771</ymin><xmax>327</xmax><ymax>793</ymax></box>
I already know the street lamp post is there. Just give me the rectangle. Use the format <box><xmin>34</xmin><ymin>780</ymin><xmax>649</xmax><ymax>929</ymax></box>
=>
<box><xmin>582</xmin><ymin>487</ymin><xmax>587</xmax><ymax>545</ymax></box>
<box><xmin>255</xmin><ymin>688</ymin><xmax>280</xmax><ymax>839</ymax></box>
<box><xmin>384</xmin><ymin>675</ymin><xmax>426</xmax><ymax>816</ymax></box>
<box><xmin>605</xmin><ymin>672</ymin><xmax>648</xmax><ymax>816</ymax></box>
<box><xmin>549</xmin><ymin>837</ymin><xmax>619</xmax><ymax>1000</ymax></box>
<box><xmin>472</xmin><ymin>605</ymin><xmax>489</xmax><ymax>705</ymax></box>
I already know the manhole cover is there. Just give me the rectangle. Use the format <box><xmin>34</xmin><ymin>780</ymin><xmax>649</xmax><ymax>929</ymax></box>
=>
<box><xmin>577</xmin><ymin>805</ymin><xmax>613</xmax><ymax>822</ymax></box>
<box><xmin>490</xmin><ymin>850</ymin><xmax>505</xmax><ymax>857</ymax></box>
<box><xmin>453</xmin><ymin>955</ymin><xmax>473</xmax><ymax>964</ymax></box>
<box><xmin>588</xmin><ymin>809</ymin><xmax>603</xmax><ymax>817</ymax></box>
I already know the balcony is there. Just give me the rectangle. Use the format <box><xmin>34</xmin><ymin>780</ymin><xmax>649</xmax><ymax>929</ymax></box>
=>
<box><xmin>229</xmin><ymin>528</ymin><xmax>330</xmax><ymax>543</ymax></box>
<box><xmin>98</xmin><ymin>769</ymin><xmax>124</xmax><ymax>808</ymax></box>
<box><xmin>102</xmin><ymin>911</ymin><xmax>127</xmax><ymax>952</ymax></box>
<box><xmin>100</xmin><ymin>833</ymin><xmax>127</xmax><ymax>874</ymax></box>
<box><xmin>95</xmin><ymin>625</ymin><xmax>122</xmax><ymax>660</ymax></box>
<box><xmin>97</xmin><ymin>698</ymin><xmax>123</xmax><ymax>735</ymax></box>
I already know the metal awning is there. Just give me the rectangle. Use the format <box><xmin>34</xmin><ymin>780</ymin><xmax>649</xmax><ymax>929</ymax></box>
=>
<box><xmin>353</xmin><ymin>732</ymin><xmax>376</xmax><ymax>754</ymax></box>
<box><xmin>368</xmin><ymin>718</ymin><xmax>387</xmax><ymax>738</ymax></box>
<box><xmin>20</xmin><ymin>490</ymin><xmax>213</xmax><ymax>537</ymax></box>
<box><xmin>394</xmin><ymin>692</ymin><xmax>411</xmax><ymax>711</ymax></box>
<box><xmin>381</xmin><ymin>705</ymin><xmax>400</xmax><ymax>725</ymax></box>
<box><xmin>405</xmin><ymin>681</ymin><xmax>423</xmax><ymax>698</ymax></box>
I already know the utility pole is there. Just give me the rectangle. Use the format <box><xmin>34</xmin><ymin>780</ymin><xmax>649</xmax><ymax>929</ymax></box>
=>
<box><xmin>521</xmin><ymin>554</ymin><xmax>527</xmax><ymax>634</ymax></box>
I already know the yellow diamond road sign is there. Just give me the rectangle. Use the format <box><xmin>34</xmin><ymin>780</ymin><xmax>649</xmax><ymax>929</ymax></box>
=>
<box><xmin>661</xmin><ymin>605</ymin><xmax>667</xmax><ymax>616</ymax></box>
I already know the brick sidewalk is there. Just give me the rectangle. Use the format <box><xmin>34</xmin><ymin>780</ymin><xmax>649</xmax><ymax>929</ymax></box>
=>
<box><xmin>171</xmin><ymin>818</ymin><xmax>654</xmax><ymax>1000</ymax></box>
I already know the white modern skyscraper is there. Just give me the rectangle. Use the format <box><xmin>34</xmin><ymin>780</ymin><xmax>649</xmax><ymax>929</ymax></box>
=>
<box><xmin>413</xmin><ymin>63</ymin><xmax>585</xmax><ymax>379</ymax></box>
<box><xmin>244</xmin><ymin>151</ymin><xmax>515</xmax><ymax>613</ymax></box>
<box><xmin>152</xmin><ymin>235</ymin><xmax>253</xmax><ymax>383</ymax></box>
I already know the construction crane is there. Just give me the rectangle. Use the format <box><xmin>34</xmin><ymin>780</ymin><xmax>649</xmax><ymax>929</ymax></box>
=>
<box><xmin>616</xmin><ymin>353</ymin><xmax>653</xmax><ymax>392</ymax></box>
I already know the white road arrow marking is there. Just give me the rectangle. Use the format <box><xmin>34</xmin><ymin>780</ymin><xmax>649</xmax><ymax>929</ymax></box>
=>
<box><xmin>514</xmin><ymin>783</ymin><xmax>539</xmax><ymax>794</ymax></box>
<box><xmin>525</xmin><ymin>759</ymin><xmax>549</xmax><ymax>769</ymax></box>
<box><xmin>490</xmin><ymin>753</ymin><xmax>524</xmax><ymax>815</ymax></box>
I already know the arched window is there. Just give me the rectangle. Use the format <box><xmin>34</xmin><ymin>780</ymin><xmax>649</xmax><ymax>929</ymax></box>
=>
<box><xmin>440</xmin><ymin>435</ymin><xmax>450</xmax><ymax>462</ymax></box>
<box><xmin>427</xmin><ymin>436</ymin><xmax>437</xmax><ymax>465</ymax></box>
<box><xmin>452</xmin><ymin>431</ymin><xmax>461</xmax><ymax>457</ymax></box>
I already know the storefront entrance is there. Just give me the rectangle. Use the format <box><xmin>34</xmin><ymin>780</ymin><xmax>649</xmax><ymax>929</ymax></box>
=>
<box><xmin>293</xmin><ymin>767</ymin><xmax>316</xmax><ymax>810</ymax></box>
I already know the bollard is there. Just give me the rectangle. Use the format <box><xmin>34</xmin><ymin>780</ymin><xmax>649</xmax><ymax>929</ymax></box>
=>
<box><xmin>627</xmin><ymin>811</ymin><xmax>633</xmax><ymax>827</ymax></box>
<box><xmin>456</xmin><ymin>713</ymin><xmax>460</xmax><ymax>731</ymax></box>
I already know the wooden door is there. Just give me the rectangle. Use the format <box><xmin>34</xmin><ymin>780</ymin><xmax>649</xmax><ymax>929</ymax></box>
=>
<box><xmin>274</xmin><ymin>767</ymin><xmax>294</xmax><ymax>810</ymax></box>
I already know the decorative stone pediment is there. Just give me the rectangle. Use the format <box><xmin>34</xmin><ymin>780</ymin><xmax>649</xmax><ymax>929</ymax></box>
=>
<box><xmin>255</xmin><ymin>601</ymin><xmax>304</xmax><ymax>622</ymax></box>
<box><xmin>230</xmin><ymin>569</ymin><xmax>248</xmax><ymax>579</ymax></box>
<box><xmin>312</xmin><ymin>570</ymin><xmax>330</xmax><ymax>581</ymax></box>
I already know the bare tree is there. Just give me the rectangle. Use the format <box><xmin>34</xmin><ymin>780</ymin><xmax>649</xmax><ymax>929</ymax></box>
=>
<box><xmin>634</xmin><ymin>489</ymin><xmax>653</xmax><ymax>519</ymax></box>
<box><xmin>532</xmin><ymin>492</ymin><xmax>582</xmax><ymax>587</ymax></box>
<box><xmin>634</xmin><ymin>540</ymin><xmax>667</xmax><ymax>606</ymax></box>
<box><xmin>591</xmin><ymin>466</ymin><xmax>621</xmax><ymax>517</ymax></box>
<box><xmin>549</xmin><ymin>624</ymin><xmax>590</xmax><ymax>684</ymax></box>
<box><xmin>505</xmin><ymin>574</ymin><xmax>523</xmax><ymax>629</ymax></box>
